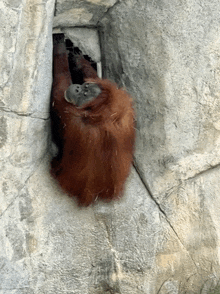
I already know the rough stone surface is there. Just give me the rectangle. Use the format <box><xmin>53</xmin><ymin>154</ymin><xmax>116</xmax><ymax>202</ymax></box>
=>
<box><xmin>0</xmin><ymin>0</ymin><xmax>54</xmax><ymax>119</ymax></box>
<box><xmin>63</xmin><ymin>28</ymin><xmax>101</xmax><ymax>62</ymax></box>
<box><xmin>0</xmin><ymin>0</ymin><xmax>54</xmax><ymax>291</ymax></box>
<box><xmin>99</xmin><ymin>0</ymin><xmax>220</xmax><ymax>292</ymax></box>
<box><xmin>1</xmin><ymin>0</ymin><xmax>220</xmax><ymax>293</ymax></box>
<box><xmin>53</xmin><ymin>0</ymin><xmax>118</xmax><ymax>28</ymax></box>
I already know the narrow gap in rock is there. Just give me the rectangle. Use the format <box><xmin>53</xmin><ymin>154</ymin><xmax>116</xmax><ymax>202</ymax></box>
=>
<box><xmin>65</xmin><ymin>38</ymin><xmax>97</xmax><ymax>84</ymax></box>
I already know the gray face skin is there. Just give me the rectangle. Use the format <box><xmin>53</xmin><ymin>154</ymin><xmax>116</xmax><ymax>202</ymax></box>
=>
<box><xmin>64</xmin><ymin>82</ymin><xmax>101</xmax><ymax>107</ymax></box>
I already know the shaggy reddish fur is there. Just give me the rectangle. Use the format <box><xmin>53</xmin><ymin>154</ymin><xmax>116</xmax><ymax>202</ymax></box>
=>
<box><xmin>50</xmin><ymin>39</ymin><xmax>135</xmax><ymax>206</ymax></box>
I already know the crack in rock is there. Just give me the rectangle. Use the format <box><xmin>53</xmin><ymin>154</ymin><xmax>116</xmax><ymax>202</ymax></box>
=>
<box><xmin>0</xmin><ymin>108</ymin><xmax>49</xmax><ymax>120</ymax></box>
<box><xmin>0</xmin><ymin>154</ymin><xmax>47</xmax><ymax>220</ymax></box>
<box><xmin>133</xmin><ymin>160</ymin><xmax>200</xmax><ymax>273</ymax></box>
<box><xmin>186</xmin><ymin>162</ymin><xmax>220</xmax><ymax>181</ymax></box>
<box><xmin>157</xmin><ymin>279</ymin><xmax>169</xmax><ymax>294</ymax></box>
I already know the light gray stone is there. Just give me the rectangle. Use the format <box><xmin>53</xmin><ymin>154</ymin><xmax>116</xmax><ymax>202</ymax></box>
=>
<box><xmin>99</xmin><ymin>0</ymin><xmax>220</xmax><ymax>292</ymax></box>
<box><xmin>53</xmin><ymin>0</ymin><xmax>118</xmax><ymax>28</ymax></box>
<box><xmin>0</xmin><ymin>0</ymin><xmax>54</xmax><ymax>291</ymax></box>
<box><xmin>0</xmin><ymin>0</ymin><xmax>54</xmax><ymax>119</ymax></box>
<box><xmin>1</xmin><ymin>0</ymin><xmax>220</xmax><ymax>293</ymax></box>
<box><xmin>63</xmin><ymin>28</ymin><xmax>101</xmax><ymax>63</ymax></box>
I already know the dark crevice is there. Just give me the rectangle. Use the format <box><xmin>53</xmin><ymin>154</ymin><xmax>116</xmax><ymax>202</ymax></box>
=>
<box><xmin>54</xmin><ymin>0</ymin><xmax>58</xmax><ymax>16</ymax></box>
<box><xmin>51</xmin><ymin>33</ymin><xmax>99</xmax><ymax>164</ymax></box>
<box><xmin>157</xmin><ymin>279</ymin><xmax>169</xmax><ymax>294</ymax></box>
<box><xmin>65</xmin><ymin>37</ymin><xmax>97</xmax><ymax>84</ymax></box>
<box><xmin>133</xmin><ymin>160</ymin><xmax>200</xmax><ymax>272</ymax></box>
<box><xmin>186</xmin><ymin>162</ymin><xmax>220</xmax><ymax>182</ymax></box>
<box><xmin>133</xmin><ymin>160</ymin><xmax>167</xmax><ymax>217</ymax></box>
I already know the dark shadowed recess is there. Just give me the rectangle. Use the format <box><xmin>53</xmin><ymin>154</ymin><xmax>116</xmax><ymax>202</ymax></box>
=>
<box><xmin>65</xmin><ymin>38</ymin><xmax>97</xmax><ymax>84</ymax></box>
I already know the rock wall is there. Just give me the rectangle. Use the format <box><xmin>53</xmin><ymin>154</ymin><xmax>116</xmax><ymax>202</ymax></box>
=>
<box><xmin>1</xmin><ymin>0</ymin><xmax>220</xmax><ymax>293</ymax></box>
<box><xmin>99</xmin><ymin>0</ymin><xmax>220</xmax><ymax>292</ymax></box>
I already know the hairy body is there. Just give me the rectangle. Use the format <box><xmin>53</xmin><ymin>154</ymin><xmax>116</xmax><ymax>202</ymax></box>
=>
<box><xmin>50</xmin><ymin>35</ymin><xmax>135</xmax><ymax>206</ymax></box>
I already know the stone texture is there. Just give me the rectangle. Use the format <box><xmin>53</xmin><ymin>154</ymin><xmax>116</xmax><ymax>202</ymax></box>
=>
<box><xmin>63</xmin><ymin>28</ymin><xmax>101</xmax><ymax>63</ymax></box>
<box><xmin>99</xmin><ymin>0</ymin><xmax>220</xmax><ymax>292</ymax></box>
<box><xmin>0</xmin><ymin>0</ymin><xmax>54</xmax><ymax>291</ymax></box>
<box><xmin>0</xmin><ymin>0</ymin><xmax>54</xmax><ymax>119</ymax></box>
<box><xmin>53</xmin><ymin>0</ymin><xmax>118</xmax><ymax>28</ymax></box>
<box><xmin>100</xmin><ymin>0</ymin><xmax>220</xmax><ymax>197</ymax></box>
<box><xmin>1</xmin><ymin>0</ymin><xmax>220</xmax><ymax>293</ymax></box>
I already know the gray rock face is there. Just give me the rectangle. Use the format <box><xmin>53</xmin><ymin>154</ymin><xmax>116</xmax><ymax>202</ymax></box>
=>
<box><xmin>99</xmin><ymin>0</ymin><xmax>220</xmax><ymax>291</ymax></box>
<box><xmin>53</xmin><ymin>0</ymin><xmax>118</xmax><ymax>27</ymax></box>
<box><xmin>1</xmin><ymin>0</ymin><xmax>220</xmax><ymax>293</ymax></box>
<box><xmin>63</xmin><ymin>28</ymin><xmax>101</xmax><ymax>63</ymax></box>
<box><xmin>0</xmin><ymin>0</ymin><xmax>54</xmax><ymax>291</ymax></box>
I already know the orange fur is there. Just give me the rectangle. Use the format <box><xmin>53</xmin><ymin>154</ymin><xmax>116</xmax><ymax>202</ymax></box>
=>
<box><xmin>50</xmin><ymin>39</ymin><xmax>135</xmax><ymax>206</ymax></box>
